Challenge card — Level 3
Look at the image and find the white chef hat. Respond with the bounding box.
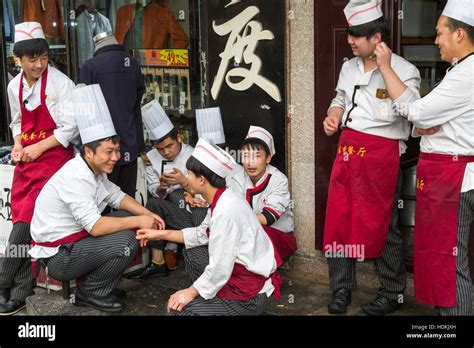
[245,126,276,157]
[192,138,237,179]
[72,84,117,145]
[442,0,474,26]
[141,100,174,141]
[196,107,226,145]
[14,22,46,43]
[344,0,383,26]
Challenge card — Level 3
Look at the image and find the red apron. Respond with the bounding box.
[11,68,74,224]
[414,153,473,307]
[208,188,283,301]
[262,226,297,260]
[244,174,298,259]
[323,128,399,258]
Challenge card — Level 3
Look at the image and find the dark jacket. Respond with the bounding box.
[80,45,146,165]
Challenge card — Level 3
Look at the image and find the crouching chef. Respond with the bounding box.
[374,0,474,315]
[229,126,297,260]
[137,139,281,315]
[28,85,164,313]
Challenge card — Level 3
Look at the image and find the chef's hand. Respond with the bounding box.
[145,212,165,230]
[183,191,195,206]
[167,287,199,313]
[158,177,171,190]
[11,143,23,163]
[323,115,340,136]
[374,42,392,71]
[136,228,166,247]
[137,215,158,230]
[162,168,186,186]
[20,143,45,162]
[415,126,440,135]
[192,197,208,208]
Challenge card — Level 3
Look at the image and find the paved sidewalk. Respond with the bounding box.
[22,264,436,316]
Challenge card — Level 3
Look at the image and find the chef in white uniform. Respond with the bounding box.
[129,100,206,279]
[136,138,280,316]
[28,85,164,313]
[0,22,77,316]
[374,0,474,315]
[322,0,421,316]
[229,126,297,260]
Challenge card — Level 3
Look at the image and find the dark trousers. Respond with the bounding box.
[46,230,139,298]
[168,246,268,316]
[146,189,208,250]
[438,189,473,315]
[0,222,34,301]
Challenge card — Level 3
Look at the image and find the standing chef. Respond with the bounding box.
[322,0,421,315]
[0,22,77,315]
[374,0,474,315]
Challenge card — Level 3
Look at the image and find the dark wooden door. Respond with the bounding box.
[314,0,353,250]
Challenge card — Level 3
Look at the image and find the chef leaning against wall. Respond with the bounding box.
[0,22,77,316]
[374,0,474,316]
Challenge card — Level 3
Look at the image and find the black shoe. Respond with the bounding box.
[73,288,124,313]
[128,263,169,280]
[0,289,9,306]
[124,267,145,279]
[328,288,351,314]
[0,299,26,315]
[361,294,402,316]
[111,288,127,299]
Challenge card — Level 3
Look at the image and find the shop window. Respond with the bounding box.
[69,0,198,146]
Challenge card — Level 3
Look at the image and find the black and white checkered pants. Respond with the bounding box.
[438,189,473,316]
[45,228,139,299]
[169,246,268,316]
[0,222,34,301]
[146,189,208,250]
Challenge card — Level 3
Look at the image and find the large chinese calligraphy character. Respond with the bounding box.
[211,6,282,102]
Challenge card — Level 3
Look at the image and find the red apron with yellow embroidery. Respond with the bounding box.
[11,68,74,224]
[323,128,399,259]
[414,152,473,307]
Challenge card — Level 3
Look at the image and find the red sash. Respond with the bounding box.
[208,188,282,301]
[323,129,399,258]
[11,68,74,224]
[31,230,89,280]
[414,153,473,307]
[32,230,90,248]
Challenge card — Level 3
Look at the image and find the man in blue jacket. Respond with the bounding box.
[80,31,146,197]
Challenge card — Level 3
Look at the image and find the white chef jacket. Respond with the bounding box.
[395,54,474,193]
[29,154,126,259]
[146,143,194,197]
[228,164,294,233]
[182,189,277,300]
[8,65,79,148]
[331,54,421,155]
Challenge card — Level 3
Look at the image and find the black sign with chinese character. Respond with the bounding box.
[202,0,286,171]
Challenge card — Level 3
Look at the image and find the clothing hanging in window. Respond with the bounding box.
[23,0,65,40]
[3,0,15,40]
[115,2,189,50]
[76,9,112,67]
